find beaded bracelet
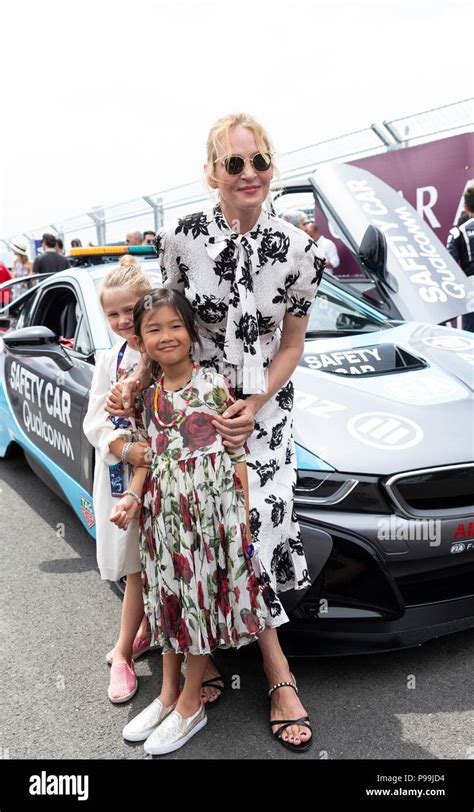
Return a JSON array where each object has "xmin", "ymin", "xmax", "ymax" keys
[
  {"xmin": 121, "ymin": 442, "xmax": 132, "ymax": 464},
  {"xmin": 123, "ymin": 490, "xmax": 142, "ymax": 508}
]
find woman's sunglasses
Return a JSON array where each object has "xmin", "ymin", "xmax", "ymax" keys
[{"xmin": 218, "ymin": 152, "xmax": 272, "ymax": 176}]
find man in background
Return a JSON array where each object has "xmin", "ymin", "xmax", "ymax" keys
[
  {"xmin": 32, "ymin": 233, "xmax": 70, "ymax": 275},
  {"xmin": 447, "ymin": 186, "xmax": 474, "ymax": 277},
  {"xmin": 142, "ymin": 230, "xmax": 156, "ymax": 245},
  {"xmin": 125, "ymin": 230, "xmax": 143, "ymax": 246},
  {"xmin": 307, "ymin": 221, "xmax": 340, "ymax": 272}
]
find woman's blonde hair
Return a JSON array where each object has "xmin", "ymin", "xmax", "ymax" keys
[
  {"xmin": 204, "ymin": 112, "xmax": 278, "ymax": 190},
  {"xmin": 99, "ymin": 255, "xmax": 152, "ymax": 306}
]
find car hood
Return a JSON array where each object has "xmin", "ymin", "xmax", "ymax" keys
[
  {"xmin": 309, "ymin": 163, "xmax": 471, "ymax": 325},
  {"xmin": 293, "ymin": 322, "xmax": 474, "ymax": 474}
]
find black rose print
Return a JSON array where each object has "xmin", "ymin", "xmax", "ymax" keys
[
  {"xmin": 234, "ymin": 313, "xmax": 259, "ymax": 355},
  {"xmin": 269, "ymin": 415, "xmax": 288, "ymax": 450},
  {"xmin": 254, "ymin": 420, "xmax": 268, "ymax": 440},
  {"xmin": 259, "ymin": 569, "xmax": 282, "ymax": 619},
  {"xmin": 297, "ymin": 569, "xmax": 311, "ymax": 588},
  {"xmin": 176, "ymin": 257, "xmax": 190, "ymax": 290},
  {"xmin": 247, "ymin": 458, "xmax": 279, "ymax": 487},
  {"xmin": 228, "ymin": 279, "xmax": 240, "ymax": 309},
  {"xmin": 212, "ymin": 242, "xmax": 237, "ymax": 285},
  {"xmin": 287, "ymin": 294, "xmax": 312, "ymax": 317},
  {"xmin": 289, "ymin": 530, "xmax": 305, "ymax": 557},
  {"xmin": 237, "ymin": 257, "xmax": 253, "ymax": 291},
  {"xmin": 193, "ymin": 292, "xmax": 227, "ymax": 324},
  {"xmin": 265, "ymin": 494, "xmax": 286, "ymax": 527},
  {"xmin": 249, "ymin": 508, "xmax": 262, "ymax": 544},
  {"xmin": 271, "ymin": 542, "xmax": 294, "ymax": 585},
  {"xmin": 312, "ymin": 253, "xmax": 325, "ymax": 286},
  {"xmin": 276, "ymin": 380, "xmax": 294, "ymax": 412},
  {"xmin": 256, "ymin": 309, "xmax": 276, "ymax": 336},
  {"xmin": 285, "ymin": 271, "xmax": 301, "ymax": 290},
  {"xmin": 210, "ymin": 331, "xmax": 227, "ymax": 352},
  {"xmin": 175, "ymin": 212, "xmax": 210, "ymax": 239},
  {"xmin": 272, "ymin": 286, "xmax": 286, "ymax": 306},
  {"xmin": 256, "ymin": 229, "xmax": 290, "ymax": 268}
]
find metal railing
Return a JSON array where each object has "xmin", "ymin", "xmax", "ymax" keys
[{"xmin": 1, "ymin": 98, "xmax": 472, "ymax": 258}]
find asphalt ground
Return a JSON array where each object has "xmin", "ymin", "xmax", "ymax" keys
[{"xmin": 1, "ymin": 446, "xmax": 473, "ymax": 762}]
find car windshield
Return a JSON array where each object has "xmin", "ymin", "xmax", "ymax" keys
[{"xmin": 306, "ymin": 282, "xmax": 392, "ymax": 336}]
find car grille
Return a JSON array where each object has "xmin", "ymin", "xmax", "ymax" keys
[{"xmin": 384, "ymin": 464, "xmax": 474, "ymax": 518}]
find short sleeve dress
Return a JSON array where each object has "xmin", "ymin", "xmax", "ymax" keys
[
  {"xmin": 138, "ymin": 364, "xmax": 268, "ymax": 655},
  {"xmin": 155, "ymin": 205, "xmax": 325, "ymax": 627}
]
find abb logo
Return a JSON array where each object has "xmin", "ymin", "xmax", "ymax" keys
[{"xmin": 453, "ymin": 521, "xmax": 474, "ymax": 540}]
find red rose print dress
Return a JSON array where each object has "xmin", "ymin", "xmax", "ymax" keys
[{"xmin": 138, "ymin": 364, "xmax": 268, "ymax": 655}]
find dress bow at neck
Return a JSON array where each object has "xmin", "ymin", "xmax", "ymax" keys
[{"xmin": 205, "ymin": 206, "xmax": 267, "ymax": 395}]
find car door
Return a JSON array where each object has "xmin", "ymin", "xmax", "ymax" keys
[{"xmin": 3, "ymin": 278, "xmax": 94, "ymax": 489}]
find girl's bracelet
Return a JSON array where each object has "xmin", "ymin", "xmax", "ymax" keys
[
  {"xmin": 121, "ymin": 442, "xmax": 133, "ymax": 464},
  {"xmin": 123, "ymin": 490, "xmax": 142, "ymax": 508}
]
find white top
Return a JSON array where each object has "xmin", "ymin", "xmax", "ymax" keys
[
  {"xmin": 83, "ymin": 342, "xmax": 142, "ymax": 580},
  {"xmin": 316, "ymin": 234, "xmax": 340, "ymax": 269}
]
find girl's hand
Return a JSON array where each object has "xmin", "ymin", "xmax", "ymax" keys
[
  {"xmin": 110, "ymin": 494, "xmax": 139, "ymax": 530},
  {"xmin": 127, "ymin": 442, "xmax": 152, "ymax": 468},
  {"xmin": 105, "ymin": 379, "xmax": 142, "ymax": 417},
  {"xmin": 212, "ymin": 399, "xmax": 256, "ymax": 448}
]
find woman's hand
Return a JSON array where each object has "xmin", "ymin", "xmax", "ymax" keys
[
  {"xmin": 110, "ymin": 494, "xmax": 139, "ymax": 530},
  {"xmin": 127, "ymin": 442, "xmax": 152, "ymax": 468},
  {"xmin": 212, "ymin": 399, "xmax": 257, "ymax": 448}
]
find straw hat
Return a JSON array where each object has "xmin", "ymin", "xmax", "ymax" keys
[{"xmin": 10, "ymin": 240, "xmax": 28, "ymax": 257}]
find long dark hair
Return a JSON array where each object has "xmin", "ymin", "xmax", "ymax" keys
[{"xmin": 133, "ymin": 288, "xmax": 202, "ymax": 379}]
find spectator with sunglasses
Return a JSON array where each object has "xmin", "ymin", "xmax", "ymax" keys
[
  {"xmin": 107, "ymin": 112, "xmax": 325, "ymax": 753},
  {"xmin": 142, "ymin": 230, "xmax": 156, "ymax": 246}
]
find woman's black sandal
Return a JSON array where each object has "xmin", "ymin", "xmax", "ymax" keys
[
  {"xmin": 201, "ymin": 676, "xmax": 225, "ymax": 705},
  {"xmin": 268, "ymin": 675, "xmax": 312, "ymax": 752}
]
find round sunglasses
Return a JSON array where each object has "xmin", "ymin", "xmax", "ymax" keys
[{"xmin": 218, "ymin": 152, "xmax": 272, "ymax": 176}]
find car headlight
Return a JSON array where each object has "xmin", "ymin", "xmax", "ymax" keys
[{"xmin": 295, "ymin": 445, "xmax": 390, "ymax": 513}]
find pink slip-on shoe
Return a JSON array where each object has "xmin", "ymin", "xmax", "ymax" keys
[
  {"xmin": 108, "ymin": 661, "xmax": 138, "ymax": 704},
  {"xmin": 106, "ymin": 634, "xmax": 155, "ymax": 666}
]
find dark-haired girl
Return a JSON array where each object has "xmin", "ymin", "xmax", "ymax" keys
[{"xmin": 110, "ymin": 289, "xmax": 268, "ymax": 755}]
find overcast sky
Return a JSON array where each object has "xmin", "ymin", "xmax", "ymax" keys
[{"xmin": 0, "ymin": 0, "xmax": 471, "ymax": 244}]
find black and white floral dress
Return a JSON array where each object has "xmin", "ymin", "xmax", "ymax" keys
[{"xmin": 155, "ymin": 205, "xmax": 325, "ymax": 627}]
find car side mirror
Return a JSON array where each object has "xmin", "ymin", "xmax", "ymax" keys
[
  {"xmin": 3, "ymin": 326, "xmax": 73, "ymax": 371},
  {"xmin": 358, "ymin": 225, "xmax": 386, "ymax": 277}
]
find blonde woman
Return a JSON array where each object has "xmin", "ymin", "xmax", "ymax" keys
[
  {"xmin": 9, "ymin": 240, "xmax": 33, "ymax": 298},
  {"xmin": 83, "ymin": 257, "xmax": 155, "ymax": 703},
  {"xmin": 111, "ymin": 114, "xmax": 325, "ymax": 751}
]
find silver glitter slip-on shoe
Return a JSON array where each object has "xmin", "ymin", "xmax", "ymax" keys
[
  {"xmin": 123, "ymin": 697, "xmax": 178, "ymax": 742},
  {"xmin": 143, "ymin": 704, "xmax": 207, "ymax": 755}
]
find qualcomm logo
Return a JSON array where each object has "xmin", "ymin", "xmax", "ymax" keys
[{"xmin": 347, "ymin": 412, "xmax": 423, "ymax": 450}]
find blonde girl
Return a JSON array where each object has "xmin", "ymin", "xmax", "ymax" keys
[{"xmin": 83, "ymin": 256, "xmax": 154, "ymax": 703}]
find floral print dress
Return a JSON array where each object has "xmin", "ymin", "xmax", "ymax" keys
[
  {"xmin": 155, "ymin": 205, "xmax": 325, "ymax": 628},
  {"xmin": 138, "ymin": 364, "xmax": 268, "ymax": 655}
]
